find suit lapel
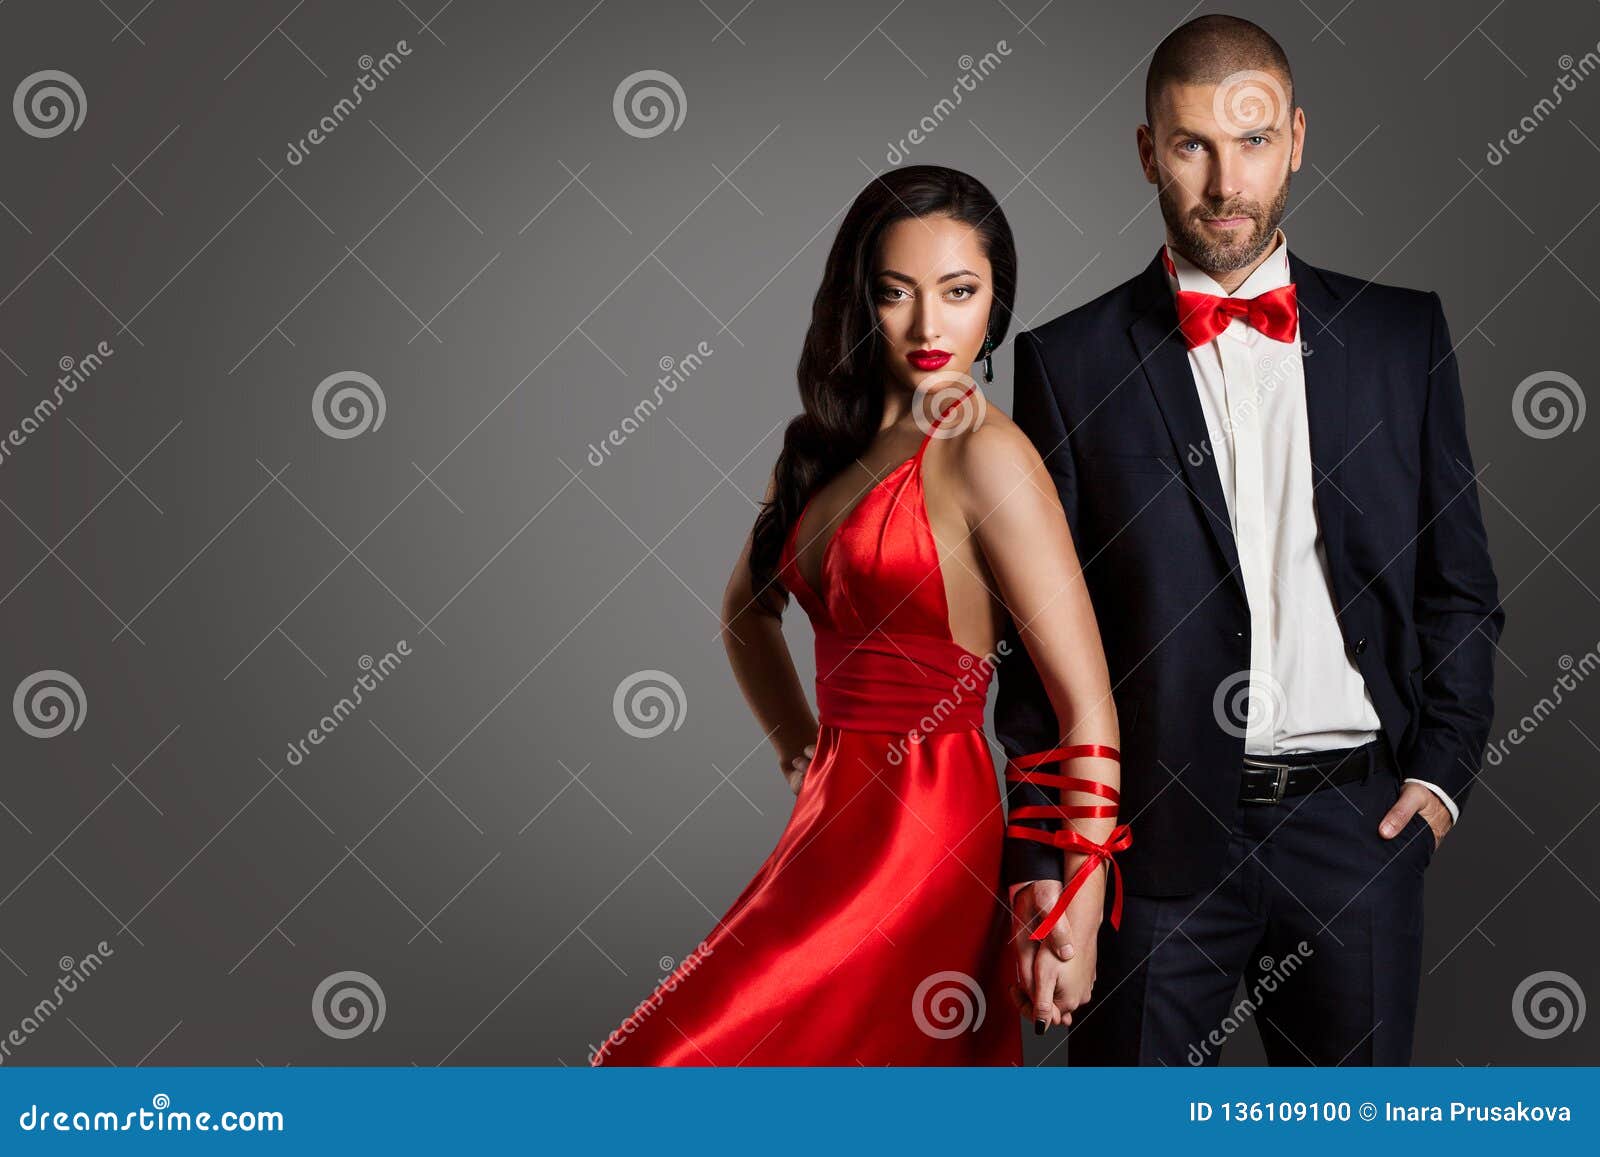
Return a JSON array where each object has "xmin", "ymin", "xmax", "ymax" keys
[
  {"xmin": 1289, "ymin": 252, "xmax": 1351, "ymax": 604},
  {"xmin": 1127, "ymin": 252, "xmax": 1246, "ymax": 602},
  {"xmin": 1124, "ymin": 249, "xmax": 1354, "ymax": 609}
]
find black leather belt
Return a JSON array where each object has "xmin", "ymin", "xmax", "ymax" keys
[{"xmin": 1238, "ymin": 740, "xmax": 1384, "ymax": 805}]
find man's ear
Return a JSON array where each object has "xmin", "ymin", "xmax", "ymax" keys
[
  {"xmin": 1288, "ymin": 106, "xmax": 1306, "ymax": 173},
  {"xmin": 1136, "ymin": 124, "xmax": 1158, "ymax": 184}
]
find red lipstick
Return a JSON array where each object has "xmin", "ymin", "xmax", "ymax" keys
[{"xmin": 907, "ymin": 349, "xmax": 952, "ymax": 371}]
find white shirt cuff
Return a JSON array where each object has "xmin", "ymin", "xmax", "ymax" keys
[{"xmin": 1403, "ymin": 777, "xmax": 1460, "ymax": 825}]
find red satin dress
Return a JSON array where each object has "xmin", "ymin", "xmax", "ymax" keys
[{"xmin": 592, "ymin": 382, "xmax": 1021, "ymax": 1066}]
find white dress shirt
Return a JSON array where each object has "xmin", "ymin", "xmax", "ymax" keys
[{"xmin": 1163, "ymin": 230, "xmax": 1459, "ymax": 823}]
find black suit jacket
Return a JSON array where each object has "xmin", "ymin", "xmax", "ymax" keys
[{"xmin": 994, "ymin": 250, "xmax": 1504, "ymax": 896}]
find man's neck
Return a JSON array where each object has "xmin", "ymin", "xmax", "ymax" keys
[{"xmin": 1171, "ymin": 230, "xmax": 1283, "ymax": 294}]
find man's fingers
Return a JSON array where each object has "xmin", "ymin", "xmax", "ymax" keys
[
  {"xmin": 1016, "ymin": 889, "xmax": 1073, "ymax": 960},
  {"xmin": 1379, "ymin": 796, "xmax": 1420, "ymax": 839},
  {"xmin": 1047, "ymin": 964, "xmax": 1090, "ymax": 1030},
  {"xmin": 1032, "ymin": 951, "xmax": 1062, "ymax": 1025},
  {"xmin": 1012, "ymin": 912, "xmax": 1039, "ymax": 1009},
  {"xmin": 1013, "ymin": 923, "xmax": 1038, "ymax": 972},
  {"xmin": 1045, "ymin": 915, "xmax": 1074, "ymax": 961},
  {"xmin": 1383, "ymin": 782, "xmax": 1449, "ymax": 839}
]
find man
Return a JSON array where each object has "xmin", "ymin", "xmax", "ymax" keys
[{"xmin": 996, "ymin": 13, "xmax": 1503, "ymax": 1064}]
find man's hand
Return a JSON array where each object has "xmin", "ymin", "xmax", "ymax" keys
[
  {"xmin": 1380, "ymin": 781, "xmax": 1453, "ymax": 851},
  {"xmin": 1007, "ymin": 875, "xmax": 1102, "ymax": 1034},
  {"xmin": 782, "ymin": 743, "xmax": 815, "ymax": 796}
]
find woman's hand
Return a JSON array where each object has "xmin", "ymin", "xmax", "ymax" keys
[
  {"xmin": 1047, "ymin": 867, "xmax": 1104, "ymax": 1022},
  {"xmin": 1008, "ymin": 879, "xmax": 1072, "ymax": 1031},
  {"xmin": 782, "ymin": 743, "xmax": 815, "ymax": 796}
]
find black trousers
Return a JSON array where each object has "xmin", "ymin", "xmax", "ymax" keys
[{"xmin": 1068, "ymin": 744, "xmax": 1436, "ymax": 1065}]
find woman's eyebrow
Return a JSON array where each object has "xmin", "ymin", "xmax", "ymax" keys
[{"xmin": 877, "ymin": 268, "xmax": 982, "ymax": 284}]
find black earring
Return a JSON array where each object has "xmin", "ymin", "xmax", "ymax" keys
[{"xmin": 979, "ymin": 331, "xmax": 993, "ymax": 383}]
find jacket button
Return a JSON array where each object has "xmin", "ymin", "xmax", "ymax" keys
[{"xmin": 1353, "ymin": 636, "xmax": 1367, "ymax": 655}]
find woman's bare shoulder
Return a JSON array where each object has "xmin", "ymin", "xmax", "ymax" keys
[
  {"xmin": 951, "ymin": 404, "xmax": 1044, "ymax": 479},
  {"xmin": 928, "ymin": 398, "xmax": 1052, "ymax": 519}
]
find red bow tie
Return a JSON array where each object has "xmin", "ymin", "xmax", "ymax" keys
[{"xmin": 1175, "ymin": 282, "xmax": 1298, "ymax": 348}]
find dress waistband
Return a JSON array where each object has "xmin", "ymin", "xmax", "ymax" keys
[{"xmin": 814, "ymin": 629, "xmax": 992, "ymax": 735}]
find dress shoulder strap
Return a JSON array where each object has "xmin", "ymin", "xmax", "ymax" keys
[{"xmin": 914, "ymin": 380, "xmax": 980, "ymax": 462}]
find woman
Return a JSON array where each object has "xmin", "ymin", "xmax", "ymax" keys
[{"xmin": 591, "ymin": 166, "xmax": 1122, "ymax": 1066}]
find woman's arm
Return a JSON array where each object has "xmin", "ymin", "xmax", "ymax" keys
[
  {"xmin": 955, "ymin": 415, "xmax": 1121, "ymax": 1028},
  {"xmin": 959, "ymin": 416, "xmax": 1121, "ymax": 850},
  {"xmin": 720, "ymin": 471, "xmax": 818, "ymax": 790}
]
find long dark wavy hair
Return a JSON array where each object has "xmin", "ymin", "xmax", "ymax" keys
[{"xmin": 747, "ymin": 165, "xmax": 1018, "ymax": 615}]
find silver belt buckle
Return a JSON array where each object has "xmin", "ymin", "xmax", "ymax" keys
[{"xmin": 1242, "ymin": 756, "xmax": 1293, "ymax": 804}]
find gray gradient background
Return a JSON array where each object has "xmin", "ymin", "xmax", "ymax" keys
[{"xmin": 0, "ymin": 0, "xmax": 1594, "ymax": 1067}]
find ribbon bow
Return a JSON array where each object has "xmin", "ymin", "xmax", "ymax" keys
[{"xmin": 1004, "ymin": 743, "xmax": 1129, "ymax": 941}]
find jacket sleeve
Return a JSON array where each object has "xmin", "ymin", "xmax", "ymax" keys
[{"xmin": 1401, "ymin": 291, "xmax": 1504, "ymax": 811}]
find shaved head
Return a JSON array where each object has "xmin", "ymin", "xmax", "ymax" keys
[{"xmin": 1144, "ymin": 14, "xmax": 1294, "ymax": 130}]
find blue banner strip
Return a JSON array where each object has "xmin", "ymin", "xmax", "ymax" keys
[{"xmin": 0, "ymin": 1067, "xmax": 1591, "ymax": 1153}]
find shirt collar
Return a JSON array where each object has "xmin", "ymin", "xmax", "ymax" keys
[{"xmin": 1162, "ymin": 227, "xmax": 1291, "ymax": 299}]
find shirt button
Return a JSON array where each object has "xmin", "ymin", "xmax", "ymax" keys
[{"xmin": 1353, "ymin": 636, "xmax": 1368, "ymax": 655}]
